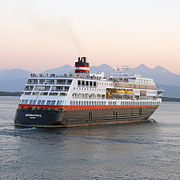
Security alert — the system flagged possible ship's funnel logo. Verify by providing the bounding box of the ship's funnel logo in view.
[75,57,90,73]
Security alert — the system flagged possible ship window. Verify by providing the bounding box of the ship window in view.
[90,81,93,87]
[82,81,85,86]
[37,100,41,105]
[86,81,89,86]
[46,100,56,105]
[57,100,64,105]
[57,79,66,84]
[40,92,48,95]
[28,79,38,84]
[64,86,69,91]
[39,79,45,84]
[24,92,31,95]
[20,99,29,104]
[94,82,97,87]
[32,92,39,95]
[60,93,67,96]
[49,92,58,96]
[47,79,54,84]
[41,100,45,105]
[51,101,56,105]
[46,100,51,105]
[67,80,72,85]
[78,80,81,86]
[35,86,50,91]
[27,79,33,84]
[24,86,34,91]
[34,79,38,84]
[29,100,36,105]
[52,86,63,91]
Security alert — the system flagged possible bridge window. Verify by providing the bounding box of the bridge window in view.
[32,92,39,95]
[47,79,54,84]
[49,92,58,96]
[39,79,45,84]
[57,79,66,84]
[24,92,31,95]
[35,86,50,91]
[24,86,34,91]
[40,92,48,95]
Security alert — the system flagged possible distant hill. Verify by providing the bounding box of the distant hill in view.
[131,64,180,86]
[43,65,73,75]
[0,69,32,91]
[0,64,180,98]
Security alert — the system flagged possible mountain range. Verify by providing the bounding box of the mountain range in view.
[1,64,180,98]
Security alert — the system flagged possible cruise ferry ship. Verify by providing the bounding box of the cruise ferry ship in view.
[14,57,163,127]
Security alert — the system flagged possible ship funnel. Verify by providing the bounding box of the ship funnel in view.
[75,57,89,73]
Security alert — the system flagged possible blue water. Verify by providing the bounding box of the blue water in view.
[0,96,180,180]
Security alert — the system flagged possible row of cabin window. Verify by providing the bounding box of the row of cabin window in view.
[20,99,160,106]
[78,80,97,87]
[121,101,160,105]
[70,101,107,106]
[24,92,67,96]
[69,101,160,106]
[77,80,113,87]
[72,93,106,99]
[73,87,105,91]
[24,85,70,91]
[27,79,72,85]
[20,99,66,105]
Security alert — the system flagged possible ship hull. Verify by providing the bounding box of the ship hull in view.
[14,106,158,127]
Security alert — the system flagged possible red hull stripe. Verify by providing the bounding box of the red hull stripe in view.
[18,104,159,111]
[75,69,89,71]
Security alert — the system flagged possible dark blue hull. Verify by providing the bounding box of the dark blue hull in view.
[14,109,65,127]
[14,106,158,127]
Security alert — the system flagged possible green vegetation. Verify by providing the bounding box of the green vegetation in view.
[0,91,22,96]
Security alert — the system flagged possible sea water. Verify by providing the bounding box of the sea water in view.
[0,96,180,180]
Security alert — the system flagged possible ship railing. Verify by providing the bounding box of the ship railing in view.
[29,73,107,80]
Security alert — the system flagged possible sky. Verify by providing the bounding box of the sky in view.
[0,0,180,73]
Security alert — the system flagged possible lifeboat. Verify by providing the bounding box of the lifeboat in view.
[106,91,112,98]
[111,89,125,97]
[125,90,134,95]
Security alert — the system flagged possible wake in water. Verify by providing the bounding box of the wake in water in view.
[148,118,157,123]
[0,127,37,136]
